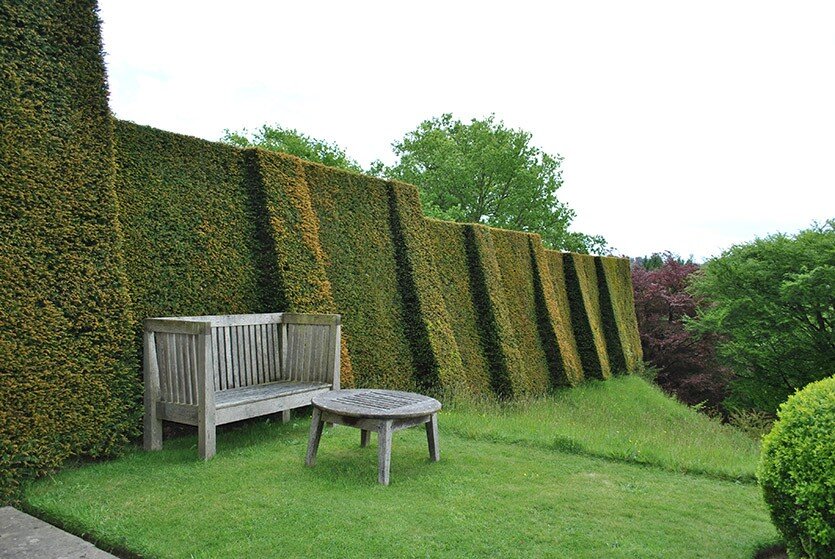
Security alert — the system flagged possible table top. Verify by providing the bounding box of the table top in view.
[311,389,441,419]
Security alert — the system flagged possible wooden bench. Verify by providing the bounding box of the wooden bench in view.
[143,312,341,460]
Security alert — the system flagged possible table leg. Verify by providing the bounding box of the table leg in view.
[360,429,371,448]
[378,420,393,485]
[426,413,440,462]
[305,407,324,467]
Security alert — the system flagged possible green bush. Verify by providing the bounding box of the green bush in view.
[758,376,835,558]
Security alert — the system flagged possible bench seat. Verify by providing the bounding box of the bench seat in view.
[214,381,330,409]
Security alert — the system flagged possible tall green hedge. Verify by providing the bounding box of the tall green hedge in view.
[572,254,613,379]
[529,241,584,386]
[464,225,527,398]
[598,256,643,372]
[301,164,417,390]
[490,230,552,394]
[114,122,264,323]
[248,149,354,385]
[554,252,606,379]
[425,220,494,395]
[387,182,465,395]
[595,257,628,374]
[0,1,137,502]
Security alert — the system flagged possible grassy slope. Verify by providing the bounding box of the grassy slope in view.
[23,378,775,558]
[444,376,761,481]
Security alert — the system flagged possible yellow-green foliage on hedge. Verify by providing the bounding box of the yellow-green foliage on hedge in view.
[594,257,627,374]
[387,182,465,395]
[248,149,354,385]
[301,164,417,390]
[426,220,494,395]
[0,1,138,502]
[490,230,552,395]
[464,225,527,398]
[529,241,584,386]
[598,256,643,372]
[551,252,607,379]
[114,122,264,323]
[572,254,612,379]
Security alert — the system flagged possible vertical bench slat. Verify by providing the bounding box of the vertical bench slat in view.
[280,323,288,381]
[264,323,274,382]
[175,334,185,404]
[241,325,249,387]
[262,324,271,383]
[253,324,261,385]
[307,326,322,381]
[172,334,181,402]
[192,334,201,404]
[244,325,253,387]
[184,334,194,404]
[179,334,188,404]
[305,326,314,382]
[287,324,296,382]
[317,325,328,383]
[232,325,241,388]
[249,324,257,386]
[255,324,270,384]
[187,333,197,404]
[221,327,229,391]
[211,328,220,392]
[154,334,168,402]
[222,326,232,389]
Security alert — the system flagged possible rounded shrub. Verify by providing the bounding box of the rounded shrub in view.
[757,376,835,558]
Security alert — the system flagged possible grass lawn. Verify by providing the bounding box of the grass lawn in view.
[23,378,778,558]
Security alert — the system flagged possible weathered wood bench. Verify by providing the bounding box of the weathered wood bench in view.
[143,312,341,460]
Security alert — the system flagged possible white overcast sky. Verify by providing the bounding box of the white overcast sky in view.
[98,0,834,260]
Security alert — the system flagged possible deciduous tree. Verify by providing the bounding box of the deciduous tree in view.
[381,114,606,253]
[221,125,363,173]
[689,220,835,413]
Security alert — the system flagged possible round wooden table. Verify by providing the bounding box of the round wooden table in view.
[305,389,442,485]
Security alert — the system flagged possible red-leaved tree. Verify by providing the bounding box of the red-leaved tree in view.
[631,255,731,411]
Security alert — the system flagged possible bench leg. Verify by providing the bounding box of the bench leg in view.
[426,413,440,462]
[360,429,371,448]
[143,401,162,452]
[305,407,324,467]
[198,413,216,461]
[378,420,393,486]
[281,409,291,424]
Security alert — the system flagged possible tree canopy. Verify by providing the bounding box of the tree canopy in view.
[221,124,363,173]
[379,114,606,253]
[688,220,835,413]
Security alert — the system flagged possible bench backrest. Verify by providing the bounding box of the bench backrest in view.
[145,313,341,406]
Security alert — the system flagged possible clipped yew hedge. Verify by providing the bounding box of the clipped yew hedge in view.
[426,220,494,394]
[595,257,628,374]
[301,164,417,390]
[387,182,465,395]
[597,256,643,373]
[114,122,265,324]
[529,241,584,386]
[0,0,138,501]
[490,229,552,394]
[249,149,354,385]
